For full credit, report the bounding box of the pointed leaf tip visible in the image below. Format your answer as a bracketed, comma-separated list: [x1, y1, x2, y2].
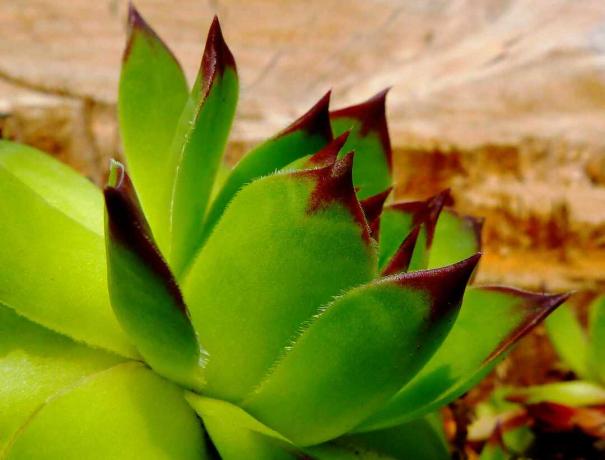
[201, 15, 237, 98]
[483, 288, 571, 364]
[391, 253, 481, 321]
[331, 88, 392, 170]
[123, 3, 167, 62]
[424, 189, 450, 246]
[306, 131, 349, 167]
[382, 225, 421, 276]
[280, 91, 333, 141]
[103, 166, 186, 316]
[302, 152, 371, 243]
[360, 187, 392, 239]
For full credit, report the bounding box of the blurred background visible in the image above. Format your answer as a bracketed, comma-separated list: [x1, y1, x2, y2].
[0, 0, 604, 384]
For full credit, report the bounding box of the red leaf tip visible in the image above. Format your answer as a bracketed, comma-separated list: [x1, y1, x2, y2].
[304, 152, 371, 243]
[306, 131, 349, 167]
[360, 187, 392, 240]
[104, 162, 187, 316]
[390, 253, 481, 322]
[482, 287, 571, 364]
[201, 15, 236, 98]
[279, 91, 333, 141]
[331, 88, 392, 170]
[382, 225, 421, 276]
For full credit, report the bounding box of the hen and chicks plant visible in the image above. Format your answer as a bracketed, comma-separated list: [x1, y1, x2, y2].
[0, 5, 569, 459]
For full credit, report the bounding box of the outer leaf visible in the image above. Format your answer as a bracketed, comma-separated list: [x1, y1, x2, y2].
[167, 17, 238, 275]
[104, 162, 203, 390]
[307, 414, 450, 460]
[200, 92, 333, 248]
[118, 5, 189, 237]
[4, 363, 208, 460]
[545, 301, 590, 379]
[358, 287, 568, 432]
[242, 255, 479, 446]
[331, 90, 392, 199]
[183, 155, 377, 402]
[0, 141, 136, 357]
[0, 303, 122, 451]
[186, 394, 298, 460]
[588, 295, 605, 384]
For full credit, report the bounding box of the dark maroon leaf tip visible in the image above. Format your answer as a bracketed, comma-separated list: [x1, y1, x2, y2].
[104, 161, 188, 316]
[389, 189, 450, 248]
[306, 131, 349, 167]
[279, 91, 333, 141]
[123, 3, 182, 68]
[382, 225, 421, 276]
[424, 189, 450, 246]
[483, 288, 571, 364]
[389, 253, 482, 322]
[360, 187, 392, 240]
[330, 88, 392, 170]
[200, 16, 237, 98]
[302, 152, 371, 243]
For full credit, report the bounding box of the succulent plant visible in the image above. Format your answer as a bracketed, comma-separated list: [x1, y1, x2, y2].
[0, 6, 569, 459]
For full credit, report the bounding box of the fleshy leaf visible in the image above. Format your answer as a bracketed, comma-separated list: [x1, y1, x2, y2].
[331, 90, 392, 199]
[358, 287, 569, 432]
[185, 394, 299, 459]
[166, 17, 238, 275]
[4, 363, 208, 460]
[0, 303, 122, 451]
[104, 161, 203, 390]
[0, 141, 136, 357]
[508, 381, 605, 407]
[429, 209, 483, 270]
[378, 191, 449, 272]
[242, 255, 479, 446]
[118, 5, 189, 238]
[199, 92, 333, 250]
[306, 414, 450, 460]
[545, 301, 589, 380]
[588, 296, 605, 384]
[183, 155, 376, 402]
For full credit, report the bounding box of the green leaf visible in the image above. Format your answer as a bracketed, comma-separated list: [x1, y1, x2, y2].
[242, 256, 479, 446]
[0, 302, 122, 451]
[378, 190, 482, 274]
[377, 191, 449, 272]
[358, 287, 568, 431]
[545, 301, 589, 379]
[588, 296, 605, 384]
[167, 17, 239, 275]
[104, 162, 203, 390]
[200, 92, 333, 249]
[4, 362, 208, 460]
[428, 209, 483, 269]
[0, 141, 136, 357]
[307, 414, 450, 460]
[509, 381, 605, 407]
[118, 5, 189, 238]
[185, 394, 299, 459]
[331, 90, 392, 199]
[183, 154, 377, 402]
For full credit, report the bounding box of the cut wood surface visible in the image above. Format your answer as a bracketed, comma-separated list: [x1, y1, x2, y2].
[1, 0, 604, 291]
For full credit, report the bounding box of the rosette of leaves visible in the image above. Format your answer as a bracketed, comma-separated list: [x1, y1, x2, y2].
[0, 6, 569, 459]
